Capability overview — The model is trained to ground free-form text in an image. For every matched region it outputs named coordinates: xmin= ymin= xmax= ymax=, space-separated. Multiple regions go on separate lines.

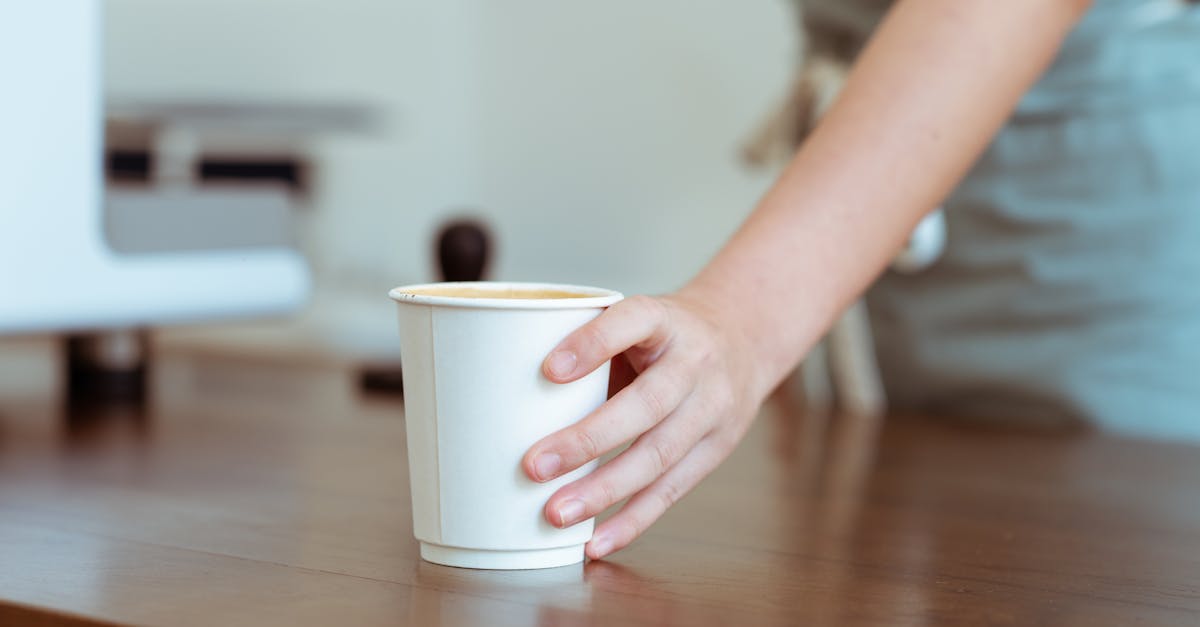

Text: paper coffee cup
xmin=389 ymin=281 xmax=623 ymax=570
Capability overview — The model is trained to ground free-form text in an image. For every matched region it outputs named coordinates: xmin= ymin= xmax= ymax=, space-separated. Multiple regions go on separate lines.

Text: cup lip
xmin=389 ymin=281 xmax=624 ymax=310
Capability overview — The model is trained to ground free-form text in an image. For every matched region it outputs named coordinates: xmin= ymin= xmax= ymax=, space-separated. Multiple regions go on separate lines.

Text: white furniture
xmin=0 ymin=1 xmax=308 ymax=335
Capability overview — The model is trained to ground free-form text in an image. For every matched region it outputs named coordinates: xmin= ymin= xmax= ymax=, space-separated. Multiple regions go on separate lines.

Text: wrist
xmin=673 ymin=277 xmax=807 ymax=404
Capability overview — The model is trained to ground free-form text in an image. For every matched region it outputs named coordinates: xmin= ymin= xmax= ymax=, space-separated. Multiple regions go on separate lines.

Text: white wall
xmin=105 ymin=0 xmax=794 ymax=296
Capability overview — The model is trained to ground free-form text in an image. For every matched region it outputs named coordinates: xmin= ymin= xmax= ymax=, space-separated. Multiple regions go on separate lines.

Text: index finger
xmin=543 ymin=295 xmax=669 ymax=383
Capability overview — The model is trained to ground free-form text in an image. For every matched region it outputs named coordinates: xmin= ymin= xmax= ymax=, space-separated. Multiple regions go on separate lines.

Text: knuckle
xmin=618 ymin=507 xmax=652 ymax=541
xmin=627 ymin=295 xmax=668 ymax=328
xmin=623 ymin=293 xmax=654 ymax=312
xmin=594 ymin=478 xmax=620 ymax=508
xmin=636 ymin=380 xmax=671 ymax=420
xmin=687 ymin=345 xmax=716 ymax=375
xmin=710 ymin=428 xmax=740 ymax=455
xmin=655 ymin=480 xmax=685 ymax=513
xmin=707 ymin=379 xmax=736 ymax=414
xmin=674 ymin=320 xmax=717 ymax=367
xmin=571 ymin=427 xmax=601 ymax=461
xmin=623 ymin=515 xmax=649 ymax=541
xmin=647 ymin=437 xmax=679 ymax=476
xmin=711 ymin=413 xmax=751 ymax=455
xmin=621 ymin=488 xmax=676 ymax=540
xmin=640 ymin=362 xmax=694 ymax=418
xmin=580 ymin=323 xmax=613 ymax=357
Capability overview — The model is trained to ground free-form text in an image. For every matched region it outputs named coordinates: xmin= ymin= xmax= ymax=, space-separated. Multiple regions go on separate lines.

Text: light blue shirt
xmin=801 ymin=0 xmax=1200 ymax=439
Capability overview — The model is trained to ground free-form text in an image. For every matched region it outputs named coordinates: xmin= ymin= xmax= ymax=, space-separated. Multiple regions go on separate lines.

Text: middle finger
xmin=524 ymin=353 xmax=696 ymax=483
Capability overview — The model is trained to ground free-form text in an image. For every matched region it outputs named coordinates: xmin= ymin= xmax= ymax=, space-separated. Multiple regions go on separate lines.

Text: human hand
xmin=522 ymin=292 xmax=769 ymax=559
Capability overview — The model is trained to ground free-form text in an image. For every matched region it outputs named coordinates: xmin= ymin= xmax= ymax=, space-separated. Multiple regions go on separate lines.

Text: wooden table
xmin=1 ymin=346 xmax=1198 ymax=626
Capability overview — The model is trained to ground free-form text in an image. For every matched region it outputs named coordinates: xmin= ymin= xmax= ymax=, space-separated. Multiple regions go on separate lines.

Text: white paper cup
xmin=389 ymin=281 xmax=623 ymax=570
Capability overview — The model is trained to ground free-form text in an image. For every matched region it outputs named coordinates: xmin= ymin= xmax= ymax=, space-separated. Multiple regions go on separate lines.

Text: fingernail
xmin=555 ymin=499 xmax=586 ymax=527
xmin=589 ymin=532 xmax=613 ymax=558
xmin=546 ymin=350 xmax=577 ymax=379
xmin=533 ymin=452 xmax=562 ymax=481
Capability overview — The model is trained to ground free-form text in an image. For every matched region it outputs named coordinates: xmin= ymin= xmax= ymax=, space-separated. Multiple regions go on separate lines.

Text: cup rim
xmin=389 ymin=281 xmax=624 ymax=310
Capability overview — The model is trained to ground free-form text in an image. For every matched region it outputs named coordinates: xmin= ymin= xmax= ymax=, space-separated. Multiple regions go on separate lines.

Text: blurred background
xmin=113 ymin=0 xmax=793 ymax=295
xmin=1 ymin=0 xmax=795 ymax=402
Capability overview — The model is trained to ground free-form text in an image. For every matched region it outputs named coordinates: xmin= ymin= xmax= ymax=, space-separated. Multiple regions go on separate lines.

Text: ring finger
xmin=542 ymin=393 xmax=712 ymax=528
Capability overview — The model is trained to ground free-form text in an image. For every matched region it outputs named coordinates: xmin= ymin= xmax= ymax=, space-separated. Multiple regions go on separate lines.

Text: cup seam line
xmin=429 ymin=306 xmax=443 ymax=541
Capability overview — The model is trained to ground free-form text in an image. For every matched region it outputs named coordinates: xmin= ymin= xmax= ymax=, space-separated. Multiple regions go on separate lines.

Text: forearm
xmin=682 ymin=0 xmax=1090 ymax=397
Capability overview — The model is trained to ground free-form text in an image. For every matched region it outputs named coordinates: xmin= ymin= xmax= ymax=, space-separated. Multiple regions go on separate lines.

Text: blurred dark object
xmin=197 ymin=157 xmax=309 ymax=194
xmin=65 ymin=330 xmax=148 ymax=408
xmin=63 ymin=398 xmax=149 ymax=450
xmin=104 ymin=100 xmax=376 ymax=194
xmin=359 ymin=368 xmax=407 ymax=396
xmin=107 ymin=149 xmax=154 ymax=183
xmin=436 ymin=219 xmax=492 ymax=282
xmin=360 ymin=218 xmax=495 ymax=397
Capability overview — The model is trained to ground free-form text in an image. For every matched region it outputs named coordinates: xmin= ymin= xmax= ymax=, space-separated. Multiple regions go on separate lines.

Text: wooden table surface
xmin=1 ymin=346 xmax=1198 ymax=626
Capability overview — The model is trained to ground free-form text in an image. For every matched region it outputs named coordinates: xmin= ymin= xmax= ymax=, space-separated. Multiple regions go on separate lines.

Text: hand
xmin=522 ymin=292 xmax=769 ymax=559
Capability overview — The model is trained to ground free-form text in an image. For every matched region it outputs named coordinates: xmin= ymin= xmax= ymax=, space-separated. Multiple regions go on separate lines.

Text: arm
xmin=525 ymin=0 xmax=1092 ymax=559
xmin=689 ymin=0 xmax=1090 ymax=394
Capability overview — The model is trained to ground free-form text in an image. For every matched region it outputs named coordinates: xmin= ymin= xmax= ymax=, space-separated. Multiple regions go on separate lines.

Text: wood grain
xmin=0 ymin=348 xmax=1197 ymax=626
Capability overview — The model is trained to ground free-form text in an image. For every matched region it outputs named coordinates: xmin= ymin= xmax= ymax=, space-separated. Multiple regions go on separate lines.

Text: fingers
xmin=524 ymin=354 xmax=696 ymax=482
xmin=543 ymin=295 xmax=669 ymax=383
xmin=586 ymin=437 xmax=725 ymax=559
xmin=540 ymin=394 xmax=712 ymax=528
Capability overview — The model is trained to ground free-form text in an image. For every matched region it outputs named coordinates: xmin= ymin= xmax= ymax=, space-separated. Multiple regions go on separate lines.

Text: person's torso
xmin=796 ymin=0 xmax=1200 ymax=439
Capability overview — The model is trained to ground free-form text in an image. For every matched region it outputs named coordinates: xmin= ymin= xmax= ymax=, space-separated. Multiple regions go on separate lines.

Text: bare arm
xmin=689 ymin=0 xmax=1092 ymax=394
xmin=526 ymin=0 xmax=1092 ymax=560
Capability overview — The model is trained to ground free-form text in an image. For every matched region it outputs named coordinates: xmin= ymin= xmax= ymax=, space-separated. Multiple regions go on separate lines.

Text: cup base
xmin=419 ymin=542 xmax=585 ymax=570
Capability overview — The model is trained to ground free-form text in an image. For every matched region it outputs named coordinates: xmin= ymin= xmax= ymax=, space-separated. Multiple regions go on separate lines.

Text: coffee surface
xmin=401 ymin=286 xmax=593 ymax=300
